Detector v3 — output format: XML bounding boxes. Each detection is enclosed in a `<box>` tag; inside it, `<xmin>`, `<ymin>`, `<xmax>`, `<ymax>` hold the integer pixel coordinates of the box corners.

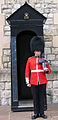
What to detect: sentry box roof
<box><xmin>7</xmin><ymin>2</ymin><xmax>47</xmax><ymax>25</ymax></box>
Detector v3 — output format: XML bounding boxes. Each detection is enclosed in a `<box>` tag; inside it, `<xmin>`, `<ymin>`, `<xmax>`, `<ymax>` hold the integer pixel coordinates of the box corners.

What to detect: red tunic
<box><xmin>25</xmin><ymin>56</ymin><xmax>51</xmax><ymax>85</ymax></box>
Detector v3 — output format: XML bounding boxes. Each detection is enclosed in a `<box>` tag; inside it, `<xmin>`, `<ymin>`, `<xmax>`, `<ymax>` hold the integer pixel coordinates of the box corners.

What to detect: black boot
<box><xmin>40</xmin><ymin>114</ymin><xmax>47</xmax><ymax>119</ymax></box>
<box><xmin>32</xmin><ymin>114</ymin><xmax>39</xmax><ymax>119</ymax></box>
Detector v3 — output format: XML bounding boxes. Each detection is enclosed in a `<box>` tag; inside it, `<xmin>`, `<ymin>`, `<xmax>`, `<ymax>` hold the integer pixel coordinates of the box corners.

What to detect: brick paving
<box><xmin>0</xmin><ymin>104</ymin><xmax>58</xmax><ymax>120</ymax></box>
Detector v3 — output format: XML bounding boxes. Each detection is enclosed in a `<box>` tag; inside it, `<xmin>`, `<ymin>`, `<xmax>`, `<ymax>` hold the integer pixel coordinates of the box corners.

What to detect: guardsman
<box><xmin>25</xmin><ymin>36</ymin><xmax>51</xmax><ymax>119</ymax></box>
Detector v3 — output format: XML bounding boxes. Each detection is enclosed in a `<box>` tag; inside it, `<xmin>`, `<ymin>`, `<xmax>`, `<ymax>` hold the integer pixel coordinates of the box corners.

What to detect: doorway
<box><xmin>16</xmin><ymin>30</ymin><xmax>36</xmax><ymax>101</ymax></box>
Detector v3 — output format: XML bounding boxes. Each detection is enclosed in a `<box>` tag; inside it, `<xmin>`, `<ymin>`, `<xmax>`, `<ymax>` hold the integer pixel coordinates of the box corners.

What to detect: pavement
<box><xmin>0</xmin><ymin>104</ymin><xmax>58</xmax><ymax>120</ymax></box>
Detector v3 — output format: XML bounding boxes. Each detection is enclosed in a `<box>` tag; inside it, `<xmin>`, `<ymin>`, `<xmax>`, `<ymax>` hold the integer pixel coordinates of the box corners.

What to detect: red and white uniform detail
<box><xmin>25</xmin><ymin>56</ymin><xmax>51</xmax><ymax>85</ymax></box>
<box><xmin>36</xmin><ymin>57</ymin><xmax>39</xmax><ymax>84</ymax></box>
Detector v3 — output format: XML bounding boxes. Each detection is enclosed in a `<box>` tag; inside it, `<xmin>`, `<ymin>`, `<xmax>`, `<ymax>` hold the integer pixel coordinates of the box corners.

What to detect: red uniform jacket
<box><xmin>25</xmin><ymin>56</ymin><xmax>51</xmax><ymax>85</ymax></box>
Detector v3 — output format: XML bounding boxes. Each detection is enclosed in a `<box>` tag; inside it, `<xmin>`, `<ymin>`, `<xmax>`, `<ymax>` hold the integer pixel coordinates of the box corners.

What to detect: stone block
<box><xmin>35</xmin><ymin>7</ymin><xmax>44</xmax><ymax>14</ymax></box>
<box><xmin>36</xmin><ymin>0</ymin><xmax>44</xmax><ymax>2</ymax></box>
<box><xmin>2</xmin><ymin>9</ymin><xmax>11</xmax><ymax>14</ymax></box>
<box><xmin>1</xmin><ymin>73</ymin><xmax>11</xmax><ymax>82</ymax></box>
<box><xmin>52</xmin><ymin>8</ymin><xmax>57</xmax><ymax>13</ymax></box>
<box><xmin>0</xmin><ymin>36</ymin><xmax>10</xmax><ymax>61</ymax></box>
<box><xmin>6</xmin><ymin>0</ymin><xmax>15</xmax><ymax>3</ymax></box>
<box><xmin>45</xmin><ymin>42</ymin><xmax>52</xmax><ymax>47</ymax></box>
<box><xmin>53</xmin><ymin>89</ymin><xmax>58</xmax><ymax>95</ymax></box>
<box><xmin>47</xmin><ymin>81</ymin><xmax>53</xmax><ymax>89</ymax></box>
<box><xmin>4</xmin><ymin>26</ymin><xmax>10</xmax><ymax>31</ymax></box>
<box><xmin>43</xmin><ymin>25</ymin><xmax>49</xmax><ymax>30</ymax></box>
<box><xmin>44</xmin><ymin>29</ymin><xmax>54</xmax><ymax>35</ymax></box>
<box><xmin>48</xmin><ymin>4</ymin><xmax>57</xmax><ymax>8</ymax></box>
<box><xmin>8</xmin><ymin>62</ymin><xmax>11</xmax><ymax>68</ymax></box>
<box><xmin>5</xmin><ymin>82</ymin><xmax>11</xmax><ymax>90</ymax></box>
<box><xmin>47</xmin><ymin>55</ymin><xmax>55</xmax><ymax>60</ymax></box>
<box><xmin>43</xmin><ymin>13</ymin><xmax>47</xmax><ymax>18</ymax></box>
<box><xmin>0</xmin><ymin>83</ymin><xmax>4</xmax><ymax>90</ymax></box>
<box><xmin>53</xmin><ymin>81</ymin><xmax>58</xmax><ymax>88</ymax></box>
<box><xmin>3</xmin><ymin>55</ymin><xmax>10</xmax><ymax>62</ymax></box>
<box><xmin>5</xmin><ymin>13</ymin><xmax>11</xmax><ymax>19</ymax></box>
<box><xmin>21</xmin><ymin>1</ymin><xmax>28</xmax><ymax>6</ymax></box>
<box><xmin>45</xmin><ymin>8</ymin><xmax>50</xmax><ymax>13</ymax></box>
<box><xmin>48</xmin><ymin>13</ymin><xmax>53</xmax><ymax>18</ymax></box>
<box><xmin>3</xmin><ymin>49</ymin><xmax>7</xmax><ymax>55</ymax></box>
<box><xmin>1</xmin><ymin>98</ymin><xmax>8</xmax><ymax>105</ymax></box>
<box><xmin>44</xmin><ymin>48</ymin><xmax>51</xmax><ymax>54</ymax></box>
<box><xmin>54</xmin><ymin>13</ymin><xmax>58</xmax><ymax>24</ymax></box>
<box><xmin>53</xmin><ymin>29</ymin><xmax>58</xmax><ymax>36</ymax></box>
<box><xmin>51</xmin><ymin>65</ymin><xmax>58</xmax><ymax>72</ymax></box>
<box><xmin>56</xmin><ymin>55</ymin><xmax>58</xmax><ymax>60</ymax></box>
<box><xmin>8</xmin><ymin>4</ymin><xmax>12</xmax><ymax>9</ymax></box>
<box><xmin>46</xmin><ymin>73</ymin><xmax>57</xmax><ymax>80</ymax></box>
<box><xmin>3</xmin><ymin>63</ymin><xmax>8</xmax><ymax>68</ymax></box>
<box><xmin>46</xmin><ymin>88</ymin><xmax>53</xmax><ymax>96</ymax></box>
<box><xmin>51</xmin><ymin>61</ymin><xmax>58</xmax><ymax>66</ymax></box>
<box><xmin>1</xmin><ymin>90</ymin><xmax>11</xmax><ymax>98</ymax></box>
<box><xmin>44</xmin><ymin>35</ymin><xmax>53</xmax><ymax>41</ymax></box>
<box><xmin>7</xmin><ymin>50</ymin><xmax>11</xmax><ymax>56</ymax></box>
<box><xmin>1</xmin><ymin>4</ymin><xmax>8</xmax><ymax>9</ymax></box>
<box><xmin>47</xmin><ymin>95</ymin><xmax>52</xmax><ymax>104</ymax></box>
<box><xmin>3</xmin><ymin>49</ymin><xmax>11</xmax><ymax>55</ymax></box>
<box><xmin>53</xmin><ymin>96</ymin><xmax>58</xmax><ymax>103</ymax></box>
<box><xmin>4</xmin><ymin>31</ymin><xmax>11</xmax><ymax>36</ymax></box>
<box><xmin>0</xmin><ymin>72</ymin><xmax>11</xmax><ymax>82</ymax></box>
<box><xmin>0</xmin><ymin>74</ymin><xmax>6</xmax><ymax>82</ymax></box>
<box><xmin>42</xmin><ymin>3</ymin><xmax>48</xmax><ymax>9</ymax></box>
<box><xmin>12</xmin><ymin>8</ymin><xmax>17</xmax><ymax>14</ymax></box>
<box><xmin>53</xmin><ymin>36</ymin><xmax>58</xmax><ymax>47</ymax></box>
<box><xmin>52</xmin><ymin>48</ymin><xmax>58</xmax><ymax>54</ymax></box>
<box><xmin>13</xmin><ymin>3</ymin><xmax>20</xmax><ymax>9</ymax></box>
<box><xmin>35</xmin><ymin>3</ymin><xmax>41</xmax><ymax>8</ymax></box>
<box><xmin>45</xmin><ymin>0</ymin><xmax>53</xmax><ymax>3</ymax></box>
<box><xmin>21</xmin><ymin>0</ymin><xmax>29</xmax><ymax>4</ymax></box>
<box><xmin>44</xmin><ymin>24</ymin><xmax>51</xmax><ymax>30</ymax></box>
<box><xmin>45</xmin><ymin>18</ymin><xmax>53</xmax><ymax>25</ymax></box>
<box><xmin>17</xmin><ymin>0</ymin><xmax>22</xmax><ymax>3</ymax></box>
<box><xmin>7</xmin><ymin>74</ymin><xmax>11</xmax><ymax>81</ymax></box>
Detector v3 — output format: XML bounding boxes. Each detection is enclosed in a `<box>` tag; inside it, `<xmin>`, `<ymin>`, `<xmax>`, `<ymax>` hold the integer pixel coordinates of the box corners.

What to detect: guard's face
<box><xmin>34</xmin><ymin>51</ymin><xmax>41</xmax><ymax>56</ymax></box>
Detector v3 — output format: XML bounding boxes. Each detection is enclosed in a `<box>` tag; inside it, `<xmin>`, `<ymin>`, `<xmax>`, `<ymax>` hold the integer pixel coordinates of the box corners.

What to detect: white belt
<box><xmin>31</xmin><ymin>70</ymin><xmax>44</xmax><ymax>72</ymax></box>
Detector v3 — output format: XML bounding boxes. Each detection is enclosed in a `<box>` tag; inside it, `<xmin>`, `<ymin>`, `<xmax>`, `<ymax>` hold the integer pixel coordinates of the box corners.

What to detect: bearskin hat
<box><xmin>30</xmin><ymin>36</ymin><xmax>45</xmax><ymax>53</ymax></box>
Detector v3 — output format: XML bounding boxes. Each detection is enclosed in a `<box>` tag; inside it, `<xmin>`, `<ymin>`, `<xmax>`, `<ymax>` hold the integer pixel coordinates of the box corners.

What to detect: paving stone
<box><xmin>0</xmin><ymin>115</ymin><xmax>9</xmax><ymax>120</ymax></box>
<box><xmin>52</xmin><ymin>116</ymin><xmax>58</xmax><ymax>120</ymax></box>
<box><xmin>0</xmin><ymin>105</ymin><xmax>58</xmax><ymax>120</ymax></box>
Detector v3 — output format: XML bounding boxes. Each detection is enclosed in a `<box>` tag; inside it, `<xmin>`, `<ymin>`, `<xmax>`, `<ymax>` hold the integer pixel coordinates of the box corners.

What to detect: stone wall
<box><xmin>2</xmin><ymin>48</ymin><xmax>11</xmax><ymax>68</ymax></box>
<box><xmin>0</xmin><ymin>69</ymin><xmax>11</xmax><ymax>105</ymax></box>
<box><xmin>0</xmin><ymin>0</ymin><xmax>58</xmax><ymax>105</ymax></box>
<box><xmin>46</xmin><ymin>68</ymin><xmax>58</xmax><ymax>104</ymax></box>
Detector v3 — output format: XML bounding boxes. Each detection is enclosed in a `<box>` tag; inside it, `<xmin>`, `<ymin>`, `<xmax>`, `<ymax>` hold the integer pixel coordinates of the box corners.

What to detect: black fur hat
<box><xmin>30</xmin><ymin>36</ymin><xmax>44</xmax><ymax>53</ymax></box>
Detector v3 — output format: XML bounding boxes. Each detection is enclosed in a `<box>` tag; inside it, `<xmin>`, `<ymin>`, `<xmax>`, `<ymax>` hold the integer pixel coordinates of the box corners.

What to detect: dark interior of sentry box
<box><xmin>16</xmin><ymin>30</ymin><xmax>36</xmax><ymax>101</ymax></box>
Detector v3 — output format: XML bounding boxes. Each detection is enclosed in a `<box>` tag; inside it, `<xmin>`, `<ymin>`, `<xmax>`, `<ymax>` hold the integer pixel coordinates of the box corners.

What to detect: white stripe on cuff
<box><xmin>25</xmin><ymin>77</ymin><xmax>29</xmax><ymax>84</ymax></box>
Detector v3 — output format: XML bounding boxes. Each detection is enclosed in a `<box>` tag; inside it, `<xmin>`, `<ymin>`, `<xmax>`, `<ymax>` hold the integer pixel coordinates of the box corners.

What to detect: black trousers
<box><xmin>31</xmin><ymin>84</ymin><xmax>46</xmax><ymax>115</ymax></box>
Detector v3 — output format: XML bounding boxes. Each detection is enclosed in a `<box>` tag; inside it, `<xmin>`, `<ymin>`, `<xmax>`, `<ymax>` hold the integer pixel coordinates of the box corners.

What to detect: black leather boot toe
<box><xmin>40</xmin><ymin>114</ymin><xmax>47</xmax><ymax>119</ymax></box>
<box><xmin>32</xmin><ymin>114</ymin><xmax>39</xmax><ymax>119</ymax></box>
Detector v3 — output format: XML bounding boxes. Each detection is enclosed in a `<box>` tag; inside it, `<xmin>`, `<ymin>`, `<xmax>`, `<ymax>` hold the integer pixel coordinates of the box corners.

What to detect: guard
<box><xmin>25</xmin><ymin>36</ymin><xmax>51</xmax><ymax>119</ymax></box>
